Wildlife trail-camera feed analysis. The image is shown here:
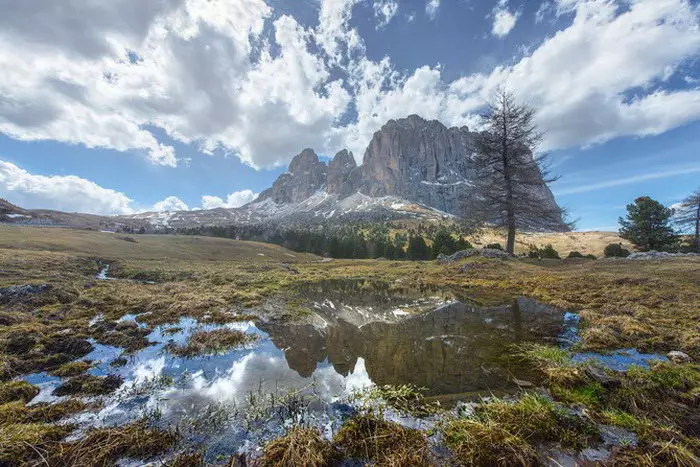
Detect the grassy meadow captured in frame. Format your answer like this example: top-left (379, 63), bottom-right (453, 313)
top-left (0, 225), bottom-right (698, 465)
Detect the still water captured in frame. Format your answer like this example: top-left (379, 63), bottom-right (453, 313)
top-left (21, 280), bottom-right (597, 459)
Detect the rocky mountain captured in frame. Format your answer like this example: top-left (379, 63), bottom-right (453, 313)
top-left (152, 114), bottom-right (562, 230)
top-left (1, 115), bottom-right (566, 231)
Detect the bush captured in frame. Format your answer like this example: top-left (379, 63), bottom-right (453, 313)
top-left (528, 244), bottom-right (561, 259)
top-left (604, 243), bottom-right (630, 258)
top-left (567, 251), bottom-right (584, 258)
top-left (486, 243), bottom-right (503, 250)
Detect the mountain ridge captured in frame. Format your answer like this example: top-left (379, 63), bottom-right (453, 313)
top-left (0, 115), bottom-right (567, 232)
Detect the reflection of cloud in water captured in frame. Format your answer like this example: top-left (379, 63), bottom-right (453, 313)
top-left (133, 356), bottom-right (165, 384)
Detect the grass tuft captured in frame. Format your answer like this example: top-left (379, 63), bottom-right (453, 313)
top-left (443, 418), bottom-right (538, 466)
top-left (50, 360), bottom-right (92, 377)
top-left (49, 421), bottom-right (177, 466)
top-left (166, 328), bottom-right (257, 357)
top-left (0, 380), bottom-right (39, 404)
top-left (333, 413), bottom-right (431, 466)
top-left (53, 374), bottom-right (123, 396)
top-left (261, 427), bottom-right (340, 467)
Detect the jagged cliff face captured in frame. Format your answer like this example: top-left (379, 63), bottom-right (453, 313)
top-left (326, 149), bottom-right (357, 198)
top-left (253, 115), bottom-right (563, 225)
top-left (258, 148), bottom-right (327, 204)
top-left (357, 115), bottom-right (476, 214)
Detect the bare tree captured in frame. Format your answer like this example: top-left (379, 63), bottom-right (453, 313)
top-left (466, 89), bottom-right (567, 254)
top-left (675, 188), bottom-right (700, 252)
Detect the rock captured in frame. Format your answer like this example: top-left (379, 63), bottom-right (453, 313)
top-left (436, 248), bottom-right (512, 264)
top-left (625, 251), bottom-right (700, 260)
top-left (667, 351), bottom-right (692, 363)
top-left (512, 377), bottom-right (534, 388)
top-left (584, 366), bottom-right (622, 390)
top-left (0, 284), bottom-right (50, 304)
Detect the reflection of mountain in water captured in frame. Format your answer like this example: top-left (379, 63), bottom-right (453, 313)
top-left (258, 298), bottom-right (566, 395)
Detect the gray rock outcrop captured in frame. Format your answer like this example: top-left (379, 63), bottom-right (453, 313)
top-left (326, 149), bottom-right (357, 198)
top-left (257, 148), bottom-right (327, 204)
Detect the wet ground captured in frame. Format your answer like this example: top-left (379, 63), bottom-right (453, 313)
top-left (19, 278), bottom-right (668, 461)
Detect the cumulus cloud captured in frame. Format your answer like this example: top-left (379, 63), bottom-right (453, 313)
top-left (1, 0), bottom-right (699, 173)
top-left (491, 0), bottom-right (520, 38)
top-left (425, 0), bottom-right (440, 20)
top-left (201, 190), bottom-right (258, 209)
top-left (0, 160), bottom-right (133, 214)
top-left (152, 196), bottom-right (189, 212)
top-left (373, 1), bottom-right (399, 29)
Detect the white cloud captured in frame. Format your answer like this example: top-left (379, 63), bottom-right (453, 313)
top-left (1, 0), bottom-right (700, 174)
top-left (373, 1), bottom-right (399, 29)
top-left (425, 0), bottom-right (440, 20)
top-left (491, 0), bottom-right (520, 38)
top-left (152, 196), bottom-right (189, 212)
top-left (0, 160), bottom-right (133, 214)
top-left (201, 190), bottom-right (258, 209)
top-left (554, 165), bottom-right (700, 196)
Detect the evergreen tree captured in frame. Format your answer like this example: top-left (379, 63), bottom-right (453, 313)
top-left (619, 196), bottom-right (678, 252)
top-left (407, 235), bottom-right (430, 260)
top-left (431, 229), bottom-right (458, 259)
top-left (353, 234), bottom-right (368, 259)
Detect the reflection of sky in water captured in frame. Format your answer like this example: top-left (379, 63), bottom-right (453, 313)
top-left (25, 316), bottom-right (374, 452)
top-left (573, 348), bottom-right (667, 371)
top-left (18, 293), bottom-right (669, 459)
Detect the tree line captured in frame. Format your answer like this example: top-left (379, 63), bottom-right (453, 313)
top-left (178, 222), bottom-right (475, 260)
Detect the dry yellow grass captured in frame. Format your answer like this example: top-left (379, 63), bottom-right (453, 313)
top-left (469, 229), bottom-right (633, 257)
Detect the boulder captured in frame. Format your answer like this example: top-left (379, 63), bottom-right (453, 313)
top-left (666, 351), bottom-right (692, 364)
top-left (584, 366), bottom-right (621, 390)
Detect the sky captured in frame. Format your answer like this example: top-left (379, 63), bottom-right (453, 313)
top-left (0, 0), bottom-right (699, 231)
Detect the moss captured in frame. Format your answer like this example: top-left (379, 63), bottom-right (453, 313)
top-left (443, 418), bottom-right (538, 466)
top-left (166, 328), bottom-right (257, 358)
top-left (0, 422), bottom-right (74, 466)
top-left (53, 374), bottom-right (123, 396)
top-left (49, 421), bottom-right (177, 466)
top-left (0, 380), bottom-right (39, 404)
top-left (50, 360), bottom-right (92, 377)
top-left (261, 427), bottom-right (340, 467)
top-left (333, 413), bottom-right (431, 465)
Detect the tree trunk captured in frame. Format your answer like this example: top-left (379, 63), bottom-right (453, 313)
top-left (695, 203), bottom-right (700, 253)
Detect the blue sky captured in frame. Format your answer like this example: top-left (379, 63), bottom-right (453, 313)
top-left (0, 0), bottom-right (699, 231)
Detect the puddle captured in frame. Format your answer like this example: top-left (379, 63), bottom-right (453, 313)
top-left (22, 279), bottom-right (637, 461)
top-left (573, 348), bottom-right (667, 370)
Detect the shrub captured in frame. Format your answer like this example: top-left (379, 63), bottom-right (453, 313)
top-left (567, 251), bottom-right (584, 258)
top-left (604, 243), bottom-right (630, 258)
top-left (486, 243), bottom-right (503, 250)
top-left (528, 244), bottom-right (561, 259)
top-left (539, 244), bottom-right (561, 259)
